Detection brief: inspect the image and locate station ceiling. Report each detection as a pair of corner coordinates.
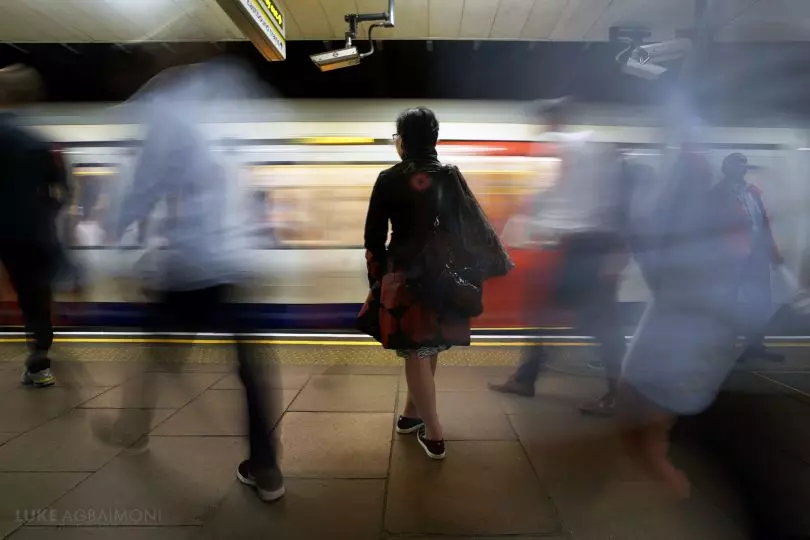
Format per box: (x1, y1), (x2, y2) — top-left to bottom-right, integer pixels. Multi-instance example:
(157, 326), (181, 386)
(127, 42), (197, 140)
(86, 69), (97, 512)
(0, 0), (807, 44)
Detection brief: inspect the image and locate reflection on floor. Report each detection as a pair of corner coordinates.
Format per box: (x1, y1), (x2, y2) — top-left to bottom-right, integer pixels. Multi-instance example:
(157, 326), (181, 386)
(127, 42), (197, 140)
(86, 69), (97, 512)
(0, 343), (806, 539)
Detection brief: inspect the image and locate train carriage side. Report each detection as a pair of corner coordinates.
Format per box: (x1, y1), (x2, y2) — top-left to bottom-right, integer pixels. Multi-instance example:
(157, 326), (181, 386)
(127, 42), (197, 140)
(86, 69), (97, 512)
(1, 102), (806, 331)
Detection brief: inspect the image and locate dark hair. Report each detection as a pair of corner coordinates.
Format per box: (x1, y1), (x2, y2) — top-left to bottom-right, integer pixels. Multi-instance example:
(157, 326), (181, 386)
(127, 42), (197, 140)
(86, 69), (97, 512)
(396, 107), (439, 153)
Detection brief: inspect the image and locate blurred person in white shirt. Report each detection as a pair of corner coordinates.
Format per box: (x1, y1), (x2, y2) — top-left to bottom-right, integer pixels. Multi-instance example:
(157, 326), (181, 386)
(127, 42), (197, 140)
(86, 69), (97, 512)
(97, 57), (285, 502)
(490, 97), (629, 416)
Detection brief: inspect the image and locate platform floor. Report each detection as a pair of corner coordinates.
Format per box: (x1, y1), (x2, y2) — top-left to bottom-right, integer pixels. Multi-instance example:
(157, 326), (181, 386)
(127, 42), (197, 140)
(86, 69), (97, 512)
(0, 343), (806, 539)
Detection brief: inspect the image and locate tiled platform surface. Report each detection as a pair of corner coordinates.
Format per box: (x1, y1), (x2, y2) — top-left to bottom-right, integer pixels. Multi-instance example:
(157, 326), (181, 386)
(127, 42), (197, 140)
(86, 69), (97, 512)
(0, 344), (807, 539)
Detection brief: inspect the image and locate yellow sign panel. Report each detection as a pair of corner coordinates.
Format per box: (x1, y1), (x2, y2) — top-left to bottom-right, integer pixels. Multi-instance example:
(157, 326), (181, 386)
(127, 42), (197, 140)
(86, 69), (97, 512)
(216, 0), (286, 61)
(259, 0), (284, 33)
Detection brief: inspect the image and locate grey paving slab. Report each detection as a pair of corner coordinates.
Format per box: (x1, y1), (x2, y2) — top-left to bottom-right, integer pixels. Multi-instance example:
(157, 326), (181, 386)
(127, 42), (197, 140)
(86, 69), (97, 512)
(496, 373), (609, 415)
(289, 375), (398, 413)
(400, 366), (513, 392)
(395, 391), (515, 441)
(0, 521), (19, 540)
(37, 436), (244, 526)
(152, 388), (298, 436)
(322, 365), (402, 376)
(52, 361), (143, 388)
(278, 412), (392, 478)
(197, 479), (384, 540)
(0, 435), (17, 448)
(78, 373), (222, 409)
(756, 371), (810, 398)
(669, 442), (748, 522)
(0, 387), (109, 433)
(9, 527), (199, 539)
(0, 472), (88, 524)
(385, 440), (558, 536)
(384, 537), (567, 540)
(549, 480), (747, 540)
(211, 365), (315, 391)
(0, 409), (173, 472)
(509, 410), (643, 483)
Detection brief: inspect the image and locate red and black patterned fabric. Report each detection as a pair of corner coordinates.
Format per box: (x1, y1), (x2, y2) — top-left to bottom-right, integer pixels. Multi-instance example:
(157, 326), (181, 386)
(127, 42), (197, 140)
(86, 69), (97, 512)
(358, 157), (469, 350)
(357, 260), (471, 350)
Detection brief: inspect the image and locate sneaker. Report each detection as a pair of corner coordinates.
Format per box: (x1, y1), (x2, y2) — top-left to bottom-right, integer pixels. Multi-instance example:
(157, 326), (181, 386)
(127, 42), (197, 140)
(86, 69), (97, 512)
(20, 368), (56, 388)
(236, 460), (285, 502)
(417, 427), (446, 460)
(579, 393), (616, 417)
(396, 415), (425, 434)
(488, 378), (535, 397)
(126, 436), (150, 455)
(739, 345), (784, 363)
(587, 359), (604, 370)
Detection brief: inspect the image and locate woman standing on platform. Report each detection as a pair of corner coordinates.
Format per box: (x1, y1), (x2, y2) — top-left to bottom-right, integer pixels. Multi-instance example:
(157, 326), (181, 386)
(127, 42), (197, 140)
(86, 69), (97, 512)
(359, 107), (512, 460)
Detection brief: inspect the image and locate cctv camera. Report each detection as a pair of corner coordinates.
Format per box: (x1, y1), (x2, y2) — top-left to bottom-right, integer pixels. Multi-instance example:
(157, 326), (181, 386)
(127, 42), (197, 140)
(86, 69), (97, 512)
(635, 38), (691, 65)
(310, 47), (361, 72)
(621, 57), (667, 80)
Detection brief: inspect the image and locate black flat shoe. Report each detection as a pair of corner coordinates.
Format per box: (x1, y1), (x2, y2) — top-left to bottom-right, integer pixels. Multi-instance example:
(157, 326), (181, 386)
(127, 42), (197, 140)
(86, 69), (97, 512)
(396, 415), (425, 434)
(417, 427), (446, 460)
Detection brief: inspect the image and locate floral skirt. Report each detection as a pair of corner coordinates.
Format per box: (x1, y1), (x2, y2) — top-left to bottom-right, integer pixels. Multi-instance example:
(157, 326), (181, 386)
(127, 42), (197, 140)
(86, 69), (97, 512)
(396, 345), (449, 360)
(357, 271), (471, 352)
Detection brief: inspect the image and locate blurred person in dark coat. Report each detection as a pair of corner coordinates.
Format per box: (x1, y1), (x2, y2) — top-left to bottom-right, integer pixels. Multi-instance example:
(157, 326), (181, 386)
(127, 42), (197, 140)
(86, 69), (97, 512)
(710, 153), (785, 362)
(0, 64), (69, 388)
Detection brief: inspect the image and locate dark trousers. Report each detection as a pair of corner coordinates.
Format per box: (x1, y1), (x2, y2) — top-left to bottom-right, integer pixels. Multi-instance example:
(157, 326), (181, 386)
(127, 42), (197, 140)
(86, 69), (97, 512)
(515, 233), (625, 389)
(0, 243), (54, 372)
(142, 285), (279, 469)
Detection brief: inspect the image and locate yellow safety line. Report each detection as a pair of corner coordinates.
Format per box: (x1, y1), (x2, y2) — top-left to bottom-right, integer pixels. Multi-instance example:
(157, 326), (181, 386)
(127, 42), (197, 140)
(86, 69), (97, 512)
(753, 372), (810, 400)
(477, 327), (573, 331)
(0, 337), (593, 347)
(0, 337), (806, 348)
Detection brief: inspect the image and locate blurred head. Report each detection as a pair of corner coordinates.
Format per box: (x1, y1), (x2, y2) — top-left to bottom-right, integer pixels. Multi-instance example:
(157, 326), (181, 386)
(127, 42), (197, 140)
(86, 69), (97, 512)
(394, 107), (439, 160)
(533, 96), (572, 131)
(722, 152), (750, 181)
(129, 56), (267, 108)
(0, 64), (44, 107)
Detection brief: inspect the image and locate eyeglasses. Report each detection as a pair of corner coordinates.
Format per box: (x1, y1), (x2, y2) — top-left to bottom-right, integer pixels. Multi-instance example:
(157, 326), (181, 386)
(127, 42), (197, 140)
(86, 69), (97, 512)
(391, 133), (400, 143)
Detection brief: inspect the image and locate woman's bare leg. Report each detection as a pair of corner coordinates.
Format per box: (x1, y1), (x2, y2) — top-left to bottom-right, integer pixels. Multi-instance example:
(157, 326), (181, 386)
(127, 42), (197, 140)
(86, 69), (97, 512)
(403, 353), (439, 418)
(618, 381), (690, 499)
(638, 412), (690, 499)
(404, 352), (443, 440)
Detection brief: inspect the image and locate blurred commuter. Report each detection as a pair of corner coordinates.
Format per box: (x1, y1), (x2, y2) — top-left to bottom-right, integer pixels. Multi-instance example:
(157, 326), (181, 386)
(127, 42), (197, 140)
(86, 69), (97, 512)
(619, 148), (741, 499)
(0, 64), (68, 388)
(359, 107), (511, 459)
(489, 97), (627, 416)
(99, 59), (285, 502)
(711, 152), (785, 362)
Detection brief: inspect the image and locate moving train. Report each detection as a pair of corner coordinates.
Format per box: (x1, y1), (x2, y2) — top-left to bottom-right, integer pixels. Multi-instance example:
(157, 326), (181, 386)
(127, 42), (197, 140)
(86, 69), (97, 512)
(1, 100), (808, 329)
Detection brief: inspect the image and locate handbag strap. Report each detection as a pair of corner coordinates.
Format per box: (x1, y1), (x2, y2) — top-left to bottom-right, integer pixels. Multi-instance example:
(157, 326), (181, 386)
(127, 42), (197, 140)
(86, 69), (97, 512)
(433, 165), (458, 230)
(432, 170), (445, 229)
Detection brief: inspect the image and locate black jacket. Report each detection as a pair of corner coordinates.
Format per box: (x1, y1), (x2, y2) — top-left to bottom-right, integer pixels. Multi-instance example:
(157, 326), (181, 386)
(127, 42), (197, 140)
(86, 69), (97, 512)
(0, 114), (69, 245)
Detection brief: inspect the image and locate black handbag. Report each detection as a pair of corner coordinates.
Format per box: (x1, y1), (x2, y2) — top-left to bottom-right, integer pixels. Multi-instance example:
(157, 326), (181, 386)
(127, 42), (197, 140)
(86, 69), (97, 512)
(356, 283), (382, 341)
(405, 172), (484, 317)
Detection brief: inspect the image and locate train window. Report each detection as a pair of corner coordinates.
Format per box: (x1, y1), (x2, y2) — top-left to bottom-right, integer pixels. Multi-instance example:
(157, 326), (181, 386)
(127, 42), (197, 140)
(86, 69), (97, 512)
(65, 164), (120, 248)
(245, 156), (560, 249)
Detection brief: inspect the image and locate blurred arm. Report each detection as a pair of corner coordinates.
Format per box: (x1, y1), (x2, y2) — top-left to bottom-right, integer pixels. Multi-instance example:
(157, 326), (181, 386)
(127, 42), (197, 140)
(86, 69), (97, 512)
(363, 173), (389, 288)
(115, 119), (180, 240)
(753, 187), (783, 265)
(46, 143), (71, 211)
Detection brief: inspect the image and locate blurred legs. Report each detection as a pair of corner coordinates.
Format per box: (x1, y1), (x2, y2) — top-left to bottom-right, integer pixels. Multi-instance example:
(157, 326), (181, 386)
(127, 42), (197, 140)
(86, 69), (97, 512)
(0, 243), (54, 373)
(618, 381), (690, 499)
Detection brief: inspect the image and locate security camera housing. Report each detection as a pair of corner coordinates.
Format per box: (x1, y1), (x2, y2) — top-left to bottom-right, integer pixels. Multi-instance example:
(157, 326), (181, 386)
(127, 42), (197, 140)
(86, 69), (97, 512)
(310, 47), (361, 72)
(635, 38), (692, 65)
(621, 57), (668, 80)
